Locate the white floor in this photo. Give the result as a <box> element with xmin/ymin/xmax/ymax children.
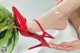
<box><xmin>0</xmin><ymin>0</ymin><xmax>80</xmax><ymax>53</ymax></box>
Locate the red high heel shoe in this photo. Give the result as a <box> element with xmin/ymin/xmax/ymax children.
<box><xmin>12</xmin><ymin>6</ymin><xmax>54</xmax><ymax>50</ymax></box>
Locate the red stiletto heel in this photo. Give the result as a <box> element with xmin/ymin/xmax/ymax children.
<box><xmin>12</xmin><ymin>6</ymin><xmax>54</xmax><ymax>50</ymax></box>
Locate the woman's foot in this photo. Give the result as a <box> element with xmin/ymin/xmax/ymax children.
<box><xmin>27</xmin><ymin>18</ymin><xmax>67</xmax><ymax>33</ymax></box>
<box><xmin>28</xmin><ymin>7</ymin><xmax>68</xmax><ymax>33</ymax></box>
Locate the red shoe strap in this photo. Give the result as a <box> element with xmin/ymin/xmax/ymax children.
<box><xmin>34</xmin><ymin>19</ymin><xmax>45</xmax><ymax>33</ymax></box>
<box><xmin>33</xmin><ymin>19</ymin><xmax>52</xmax><ymax>38</ymax></box>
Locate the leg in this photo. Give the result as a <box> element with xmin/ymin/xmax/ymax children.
<box><xmin>69</xmin><ymin>8</ymin><xmax>80</xmax><ymax>39</ymax></box>
<box><xmin>69</xmin><ymin>8</ymin><xmax>80</xmax><ymax>31</ymax></box>
<box><xmin>28</xmin><ymin>0</ymin><xmax>80</xmax><ymax>33</ymax></box>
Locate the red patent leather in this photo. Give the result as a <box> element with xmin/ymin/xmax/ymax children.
<box><xmin>12</xmin><ymin>6</ymin><xmax>54</xmax><ymax>50</ymax></box>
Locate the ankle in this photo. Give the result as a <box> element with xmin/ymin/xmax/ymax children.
<box><xmin>53</xmin><ymin>21</ymin><xmax>67</xmax><ymax>30</ymax></box>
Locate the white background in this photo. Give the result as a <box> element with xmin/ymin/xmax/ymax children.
<box><xmin>0</xmin><ymin>0</ymin><xmax>80</xmax><ymax>53</ymax></box>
